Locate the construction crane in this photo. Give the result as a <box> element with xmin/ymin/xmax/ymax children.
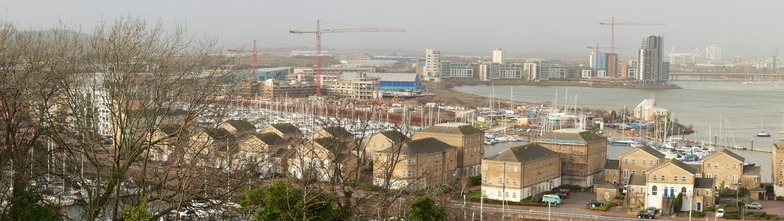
<box><xmin>289</xmin><ymin>20</ymin><xmax>405</xmax><ymax>96</ymax></box>
<box><xmin>227</xmin><ymin>40</ymin><xmax>331</xmax><ymax>74</ymax></box>
<box><xmin>599</xmin><ymin>17</ymin><xmax>664</xmax><ymax>55</ymax></box>
<box><xmin>586</xmin><ymin>43</ymin><xmax>630</xmax><ymax>78</ymax></box>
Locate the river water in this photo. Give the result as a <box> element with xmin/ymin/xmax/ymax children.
<box><xmin>461</xmin><ymin>79</ymin><xmax>782</xmax><ymax>183</ymax></box>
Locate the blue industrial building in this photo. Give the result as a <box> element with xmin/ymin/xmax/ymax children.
<box><xmin>366</xmin><ymin>73</ymin><xmax>424</xmax><ymax>91</ymax></box>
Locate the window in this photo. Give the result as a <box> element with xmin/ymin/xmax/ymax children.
<box><xmin>444</xmin><ymin>137</ymin><xmax>448</xmax><ymax>142</ymax></box>
<box><xmin>407</xmin><ymin>170</ymin><xmax>412</xmax><ymax>177</ymax></box>
<box><xmin>483</xmin><ymin>176</ymin><xmax>488</xmax><ymax>183</ymax></box>
<box><xmin>714</xmin><ymin>163</ymin><xmax>718</xmax><ymax>168</ymax></box>
<box><xmin>652</xmin><ymin>186</ymin><xmax>658</xmax><ymax>195</ymax></box>
<box><xmin>513</xmin><ymin>166</ymin><xmax>518</xmax><ymax>172</ymax></box>
<box><xmin>513</xmin><ymin>178</ymin><xmax>518</xmax><ymax>184</ymax></box>
<box><xmin>512</xmin><ymin>192</ymin><xmax>517</xmax><ymax>198</ymax></box>
<box><xmin>625</xmin><ymin>159</ymin><xmax>629</xmax><ymax>164</ymax></box>
<box><xmin>498</xmin><ymin>165</ymin><xmax>503</xmax><ymax>171</ymax></box>
<box><xmin>780</xmin><ymin>159</ymin><xmax>784</xmax><ymax>165</ymax></box>
<box><xmin>753</xmin><ymin>177</ymin><xmax>758</xmax><ymax>182</ymax></box>
<box><xmin>725</xmin><ymin>175</ymin><xmax>729</xmax><ymax>180</ymax></box>
<box><xmin>642</xmin><ymin>160</ymin><xmax>646</xmax><ymax>165</ymax></box>
<box><xmin>682</xmin><ymin>176</ymin><xmax>686</xmax><ymax>181</ymax></box>
<box><xmin>661</xmin><ymin>175</ymin><xmax>665</xmax><ymax>181</ymax></box>
<box><xmin>505</xmin><ymin>178</ymin><xmax>510</xmax><ymax>183</ymax></box>
<box><xmin>505</xmin><ymin>166</ymin><xmax>510</xmax><ymax>171</ymax></box>
<box><xmin>726</xmin><ymin>163</ymin><xmax>729</xmax><ymax>169</ymax></box>
<box><xmin>653</xmin><ymin>175</ymin><xmax>658</xmax><ymax>180</ymax></box>
<box><xmin>705</xmin><ymin>190</ymin><xmax>710</xmax><ymax>195</ymax></box>
<box><xmin>497</xmin><ymin>191</ymin><xmax>502</xmax><ymax>197</ymax></box>
<box><xmin>732</xmin><ymin>175</ymin><xmax>738</xmax><ymax>184</ymax></box>
<box><xmin>707</xmin><ymin>174</ymin><xmax>712</xmax><ymax>178</ymax></box>
<box><xmin>674</xmin><ymin>176</ymin><xmax>678</xmax><ymax>181</ymax></box>
<box><xmin>632</xmin><ymin>159</ymin><xmax>636</xmax><ymax>165</ymax></box>
<box><xmin>707</xmin><ymin>162</ymin><xmax>711</xmax><ymax>168</ymax></box>
<box><xmin>623</xmin><ymin>170</ymin><xmax>629</xmax><ymax>178</ymax></box>
<box><xmin>733</xmin><ymin>163</ymin><xmax>737</xmax><ymax>169</ymax></box>
<box><xmin>482</xmin><ymin>164</ymin><xmax>488</xmax><ymax>170</ymax></box>
<box><xmin>498</xmin><ymin>178</ymin><xmax>502</xmax><ymax>183</ymax></box>
<box><xmin>407</xmin><ymin>159</ymin><xmax>414</xmax><ymax>165</ymax></box>
<box><xmin>696</xmin><ymin>190</ymin><xmax>701</xmax><ymax>196</ymax></box>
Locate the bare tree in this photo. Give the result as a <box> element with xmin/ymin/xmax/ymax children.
<box><xmin>39</xmin><ymin>17</ymin><xmax>241</xmax><ymax>220</ymax></box>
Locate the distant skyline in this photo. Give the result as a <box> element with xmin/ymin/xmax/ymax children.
<box><xmin>3</xmin><ymin>1</ymin><xmax>783</xmax><ymax>59</ymax></box>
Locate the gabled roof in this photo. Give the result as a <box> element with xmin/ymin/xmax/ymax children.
<box><xmin>203</xmin><ymin>128</ymin><xmax>235</xmax><ymax>141</ymax></box>
<box><xmin>249</xmin><ymin>132</ymin><xmax>288</xmax><ymax>146</ymax></box>
<box><xmin>378</xmin><ymin>130</ymin><xmax>410</xmax><ymax>143</ymax></box>
<box><xmin>320</xmin><ymin>126</ymin><xmax>354</xmax><ymax>139</ymax></box>
<box><xmin>647</xmin><ymin>158</ymin><xmax>698</xmax><ymax>174</ymax></box>
<box><xmin>418</xmin><ymin>122</ymin><xmax>482</xmax><ymax>135</ymax></box>
<box><xmin>486</xmin><ymin>143</ymin><xmax>557</xmax><ymax>163</ymax></box>
<box><xmin>269</xmin><ymin>123</ymin><xmax>302</xmax><ymax>135</ymax></box>
<box><xmin>158</xmin><ymin>124</ymin><xmax>182</xmax><ymax>136</ymax></box>
<box><xmin>381</xmin><ymin>137</ymin><xmax>453</xmax><ymax>155</ymax></box>
<box><xmin>628</xmin><ymin>174</ymin><xmax>647</xmax><ymax>186</ymax></box>
<box><xmin>224</xmin><ymin>120</ymin><xmax>256</xmax><ymax>132</ymax></box>
<box><xmin>775</xmin><ymin>141</ymin><xmax>784</xmax><ymax>150</ymax></box>
<box><xmin>617</xmin><ymin>145</ymin><xmax>666</xmax><ymax>159</ymax></box>
<box><xmin>594</xmin><ymin>180</ymin><xmax>617</xmax><ymax>189</ymax></box>
<box><xmin>703</xmin><ymin>148</ymin><xmax>745</xmax><ymax>162</ymax></box>
<box><xmin>537</xmin><ymin>128</ymin><xmax>604</xmax><ymax>144</ymax></box>
<box><xmin>312</xmin><ymin>137</ymin><xmax>352</xmax><ymax>153</ymax></box>
<box><xmin>694</xmin><ymin>178</ymin><xmax>715</xmax><ymax>189</ymax></box>
<box><xmin>605</xmin><ymin>159</ymin><xmax>620</xmax><ymax>170</ymax></box>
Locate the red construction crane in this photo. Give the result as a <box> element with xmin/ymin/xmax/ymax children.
<box><xmin>228</xmin><ymin>40</ymin><xmax>331</xmax><ymax>74</ymax></box>
<box><xmin>599</xmin><ymin>17</ymin><xmax>664</xmax><ymax>55</ymax></box>
<box><xmin>289</xmin><ymin>20</ymin><xmax>405</xmax><ymax>96</ymax></box>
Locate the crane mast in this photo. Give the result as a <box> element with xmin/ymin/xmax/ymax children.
<box><xmin>290</xmin><ymin>20</ymin><xmax>405</xmax><ymax>96</ymax></box>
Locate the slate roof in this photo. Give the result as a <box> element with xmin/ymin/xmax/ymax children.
<box><xmin>605</xmin><ymin>159</ymin><xmax>620</xmax><ymax>170</ymax></box>
<box><xmin>269</xmin><ymin>123</ymin><xmax>302</xmax><ymax>135</ymax></box>
<box><xmin>158</xmin><ymin>124</ymin><xmax>182</xmax><ymax>136</ymax></box>
<box><xmin>639</xmin><ymin>145</ymin><xmax>666</xmax><ymax>158</ymax></box>
<box><xmin>418</xmin><ymin>122</ymin><xmax>483</xmax><ymax>135</ymax></box>
<box><xmin>594</xmin><ymin>180</ymin><xmax>617</xmax><ymax>189</ymax></box>
<box><xmin>703</xmin><ymin>148</ymin><xmax>745</xmax><ymax>162</ymax></box>
<box><xmin>224</xmin><ymin>120</ymin><xmax>256</xmax><ymax>133</ymax></box>
<box><xmin>321</xmin><ymin>126</ymin><xmax>354</xmax><ymax>139</ymax></box>
<box><xmin>485</xmin><ymin>143</ymin><xmax>557</xmax><ymax>163</ymax></box>
<box><xmin>250</xmin><ymin>132</ymin><xmax>288</xmax><ymax>146</ymax></box>
<box><xmin>647</xmin><ymin>158</ymin><xmax>698</xmax><ymax>174</ymax></box>
<box><xmin>628</xmin><ymin>174</ymin><xmax>647</xmax><ymax>186</ymax></box>
<box><xmin>313</xmin><ymin>137</ymin><xmax>351</xmax><ymax>153</ymax></box>
<box><xmin>694</xmin><ymin>178</ymin><xmax>715</xmax><ymax>189</ymax></box>
<box><xmin>538</xmin><ymin>128</ymin><xmax>604</xmax><ymax>143</ymax></box>
<box><xmin>381</xmin><ymin>137</ymin><xmax>453</xmax><ymax>155</ymax></box>
<box><xmin>203</xmin><ymin>128</ymin><xmax>235</xmax><ymax>141</ymax></box>
<box><xmin>379</xmin><ymin>130</ymin><xmax>410</xmax><ymax>143</ymax></box>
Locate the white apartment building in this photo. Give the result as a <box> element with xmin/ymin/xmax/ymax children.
<box><xmin>424</xmin><ymin>49</ymin><xmax>442</xmax><ymax>81</ymax></box>
<box><xmin>493</xmin><ymin>48</ymin><xmax>504</xmax><ymax>64</ymax></box>
<box><xmin>441</xmin><ymin>61</ymin><xmax>474</xmax><ymax>78</ymax></box>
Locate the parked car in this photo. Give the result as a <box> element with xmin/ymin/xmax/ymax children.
<box><xmin>587</xmin><ymin>200</ymin><xmax>605</xmax><ymax>207</ymax></box>
<box><xmin>745</xmin><ymin>202</ymin><xmax>762</xmax><ymax>209</ymax></box>
<box><xmin>637</xmin><ymin>210</ymin><xmax>655</xmax><ymax>219</ymax></box>
<box><xmin>555</xmin><ymin>192</ymin><xmax>569</xmax><ymax>199</ymax></box>
<box><xmin>716</xmin><ymin>208</ymin><xmax>725</xmax><ymax>218</ymax></box>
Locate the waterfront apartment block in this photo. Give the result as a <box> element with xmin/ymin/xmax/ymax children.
<box><xmin>322</xmin><ymin>72</ymin><xmax>380</xmax><ymax>100</ymax></box>
<box><xmin>440</xmin><ymin>61</ymin><xmax>474</xmax><ymax>79</ymax></box>
<box><xmin>413</xmin><ymin>122</ymin><xmax>484</xmax><ymax>177</ymax></box>
<box><xmin>637</xmin><ymin>35</ymin><xmax>668</xmax><ymax>85</ymax></box>
<box><xmin>372</xmin><ymin>137</ymin><xmax>456</xmax><ymax>190</ymax></box>
<box><xmin>261</xmin><ymin>79</ymin><xmax>316</xmax><ymax>99</ymax></box>
<box><xmin>615</xmin><ymin>145</ymin><xmax>666</xmax><ymax>184</ymax></box>
<box><xmin>626</xmin><ymin>159</ymin><xmax>715</xmax><ymax>214</ymax></box>
<box><xmin>700</xmin><ymin>149</ymin><xmax>760</xmax><ymax>190</ymax></box>
<box><xmin>535</xmin><ymin>128</ymin><xmax>607</xmax><ymax>187</ymax></box>
<box><xmin>478</xmin><ymin>63</ymin><xmax>521</xmax><ymax>81</ymax></box>
<box><xmin>481</xmin><ymin>143</ymin><xmax>561</xmax><ymax>202</ymax></box>
<box><xmin>773</xmin><ymin>141</ymin><xmax>784</xmax><ymax>196</ymax></box>
<box><xmin>236</xmin><ymin>132</ymin><xmax>292</xmax><ymax>176</ymax></box>
<box><xmin>423</xmin><ymin>48</ymin><xmax>442</xmax><ymax>81</ymax></box>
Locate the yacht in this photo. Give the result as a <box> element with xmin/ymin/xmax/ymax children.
<box><xmin>757</xmin><ymin>131</ymin><xmax>771</xmax><ymax>137</ymax></box>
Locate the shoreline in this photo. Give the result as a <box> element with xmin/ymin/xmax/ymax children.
<box><xmin>443</xmin><ymin>79</ymin><xmax>682</xmax><ymax>90</ymax></box>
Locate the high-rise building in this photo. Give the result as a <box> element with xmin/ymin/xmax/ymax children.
<box><xmin>607</xmin><ymin>53</ymin><xmax>618</xmax><ymax>78</ymax></box>
<box><xmin>492</xmin><ymin>48</ymin><xmax>504</xmax><ymax>64</ymax></box>
<box><xmin>479</xmin><ymin>63</ymin><xmax>521</xmax><ymax>81</ymax></box>
<box><xmin>424</xmin><ymin>48</ymin><xmax>442</xmax><ymax>81</ymax></box>
<box><xmin>637</xmin><ymin>36</ymin><xmax>667</xmax><ymax>85</ymax></box>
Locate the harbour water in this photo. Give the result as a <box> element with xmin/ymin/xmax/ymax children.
<box><xmin>463</xmin><ymin>79</ymin><xmax>782</xmax><ymax>183</ymax></box>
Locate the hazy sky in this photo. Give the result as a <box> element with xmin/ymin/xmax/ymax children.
<box><xmin>3</xmin><ymin>1</ymin><xmax>783</xmax><ymax>59</ymax></box>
